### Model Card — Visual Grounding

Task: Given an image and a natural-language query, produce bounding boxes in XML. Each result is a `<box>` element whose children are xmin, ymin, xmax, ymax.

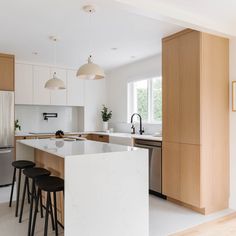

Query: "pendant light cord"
<box><xmin>89</xmin><ymin>9</ymin><xmax>93</xmax><ymax>60</ymax></box>
<box><xmin>53</xmin><ymin>38</ymin><xmax>57</xmax><ymax>77</ymax></box>
<box><xmin>54</xmin><ymin>39</ymin><xmax>57</xmax><ymax>67</ymax></box>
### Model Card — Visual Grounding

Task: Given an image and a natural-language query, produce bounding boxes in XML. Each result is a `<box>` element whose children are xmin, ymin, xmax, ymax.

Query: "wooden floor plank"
<box><xmin>171</xmin><ymin>212</ymin><xmax>236</xmax><ymax>236</ymax></box>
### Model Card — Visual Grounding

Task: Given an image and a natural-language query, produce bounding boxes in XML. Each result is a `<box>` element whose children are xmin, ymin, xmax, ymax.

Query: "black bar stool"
<box><xmin>31</xmin><ymin>176</ymin><xmax>64</xmax><ymax>236</ymax></box>
<box><xmin>9</xmin><ymin>160</ymin><xmax>35</xmax><ymax>217</ymax></box>
<box><xmin>20</xmin><ymin>167</ymin><xmax>51</xmax><ymax>236</ymax></box>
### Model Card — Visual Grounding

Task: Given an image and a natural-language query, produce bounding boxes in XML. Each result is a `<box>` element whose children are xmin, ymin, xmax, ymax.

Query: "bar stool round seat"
<box><xmin>32</xmin><ymin>176</ymin><xmax>64</xmax><ymax>236</ymax></box>
<box><xmin>9</xmin><ymin>160</ymin><xmax>36</xmax><ymax>218</ymax></box>
<box><xmin>36</xmin><ymin>176</ymin><xmax>64</xmax><ymax>192</ymax></box>
<box><xmin>12</xmin><ymin>160</ymin><xmax>35</xmax><ymax>169</ymax></box>
<box><xmin>23</xmin><ymin>167</ymin><xmax>51</xmax><ymax>179</ymax></box>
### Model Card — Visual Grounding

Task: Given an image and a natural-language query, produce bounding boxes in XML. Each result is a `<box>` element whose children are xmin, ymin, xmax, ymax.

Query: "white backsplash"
<box><xmin>15</xmin><ymin>105</ymin><xmax>84</xmax><ymax>133</ymax></box>
<box><xmin>108</xmin><ymin>122</ymin><xmax>162</xmax><ymax>135</ymax></box>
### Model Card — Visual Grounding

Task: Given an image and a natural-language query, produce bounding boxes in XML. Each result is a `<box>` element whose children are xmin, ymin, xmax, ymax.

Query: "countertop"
<box><xmin>17</xmin><ymin>138</ymin><xmax>136</xmax><ymax>158</ymax></box>
<box><xmin>15</xmin><ymin>131</ymin><xmax>162</xmax><ymax>142</ymax></box>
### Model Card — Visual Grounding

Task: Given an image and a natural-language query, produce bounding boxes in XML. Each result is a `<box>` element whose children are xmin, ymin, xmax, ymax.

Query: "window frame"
<box><xmin>127</xmin><ymin>77</ymin><xmax>162</xmax><ymax>124</ymax></box>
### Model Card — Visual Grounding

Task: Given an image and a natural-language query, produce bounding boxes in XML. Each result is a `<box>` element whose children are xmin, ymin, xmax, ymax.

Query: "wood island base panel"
<box><xmin>35</xmin><ymin>150</ymin><xmax>64</xmax><ymax>224</ymax></box>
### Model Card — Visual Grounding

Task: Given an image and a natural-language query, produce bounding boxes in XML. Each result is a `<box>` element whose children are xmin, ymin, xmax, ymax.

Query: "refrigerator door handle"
<box><xmin>0</xmin><ymin>149</ymin><xmax>12</xmax><ymax>154</ymax></box>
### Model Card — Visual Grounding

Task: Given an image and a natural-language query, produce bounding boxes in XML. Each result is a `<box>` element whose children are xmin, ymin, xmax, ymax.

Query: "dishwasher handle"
<box><xmin>135</xmin><ymin>144</ymin><xmax>161</xmax><ymax>149</ymax></box>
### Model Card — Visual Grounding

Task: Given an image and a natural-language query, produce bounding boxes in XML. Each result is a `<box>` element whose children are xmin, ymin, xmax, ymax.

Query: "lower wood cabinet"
<box><xmin>163</xmin><ymin>142</ymin><xmax>201</xmax><ymax>208</ymax></box>
<box><xmin>88</xmin><ymin>134</ymin><xmax>109</xmax><ymax>143</ymax></box>
<box><xmin>162</xmin><ymin>142</ymin><xmax>180</xmax><ymax>201</ymax></box>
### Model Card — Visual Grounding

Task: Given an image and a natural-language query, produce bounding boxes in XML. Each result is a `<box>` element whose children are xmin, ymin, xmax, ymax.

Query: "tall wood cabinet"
<box><xmin>162</xmin><ymin>29</ymin><xmax>229</xmax><ymax>214</ymax></box>
<box><xmin>0</xmin><ymin>53</ymin><xmax>14</xmax><ymax>91</ymax></box>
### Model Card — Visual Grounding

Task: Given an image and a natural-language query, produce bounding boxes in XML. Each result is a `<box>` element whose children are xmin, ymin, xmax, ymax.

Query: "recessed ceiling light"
<box><xmin>111</xmin><ymin>47</ymin><xmax>118</xmax><ymax>51</ymax></box>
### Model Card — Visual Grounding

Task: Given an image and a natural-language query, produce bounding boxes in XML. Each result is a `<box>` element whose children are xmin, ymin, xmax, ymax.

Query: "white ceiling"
<box><xmin>116</xmin><ymin>0</ymin><xmax>236</xmax><ymax>37</ymax></box>
<box><xmin>0</xmin><ymin>0</ymin><xmax>183</xmax><ymax>71</ymax></box>
<box><xmin>157</xmin><ymin>0</ymin><xmax>236</xmax><ymax>27</ymax></box>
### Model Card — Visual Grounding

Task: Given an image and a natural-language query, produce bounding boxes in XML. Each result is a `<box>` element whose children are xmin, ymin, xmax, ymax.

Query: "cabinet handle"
<box><xmin>0</xmin><ymin>149</ymin><xmax>12</xmax><ymax>154</ymax></box>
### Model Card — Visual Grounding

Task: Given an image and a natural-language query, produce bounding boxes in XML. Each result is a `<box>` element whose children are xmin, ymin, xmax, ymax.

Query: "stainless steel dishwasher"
<box><xmin>134</xmin><ymin>139</ymin><xmax>166</xmax><ymax>198</ymax></box>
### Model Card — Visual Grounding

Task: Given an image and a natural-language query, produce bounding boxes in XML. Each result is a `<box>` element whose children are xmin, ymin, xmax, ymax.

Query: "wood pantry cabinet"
<box><xmin>0</xmin><ymin>54</ymin><xmax>14</xmax><ymax>91</ymax></box>
<box><xmin>162</xmin><ymin>29</ymin><xmax>229</xmax><ymax>214</ymax></box>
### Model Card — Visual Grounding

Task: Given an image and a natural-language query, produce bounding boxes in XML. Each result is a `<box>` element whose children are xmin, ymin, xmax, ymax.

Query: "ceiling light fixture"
<box><xmin>45</xmin><ymin>36</ymin><xmax>66</xmax><ymax>90</ymax></box>
<box><xmin>76</xmin><ymin>5</ymin><xmax>105</xmax><ymax>80</ymax></box>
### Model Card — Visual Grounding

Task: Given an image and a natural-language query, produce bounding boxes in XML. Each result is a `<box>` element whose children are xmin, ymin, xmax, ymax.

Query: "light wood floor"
<box><xmin>171</xmin><ymin>213</ymin><xmax>236</xmax><ymax>236</ymax></box>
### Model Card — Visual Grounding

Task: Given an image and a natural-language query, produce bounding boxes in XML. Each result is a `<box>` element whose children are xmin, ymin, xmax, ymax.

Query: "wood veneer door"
<box><xmin>200</xmin><ymin>32</ymin><xmax>229</xmax><ymax>213</ymax></box>
<box><xmin>180</xmin><ymin>143</ymin><xmax>201</xmax><ymax>208</ymax></box>
<box><xmin>0</xmin><ymin>54</ymin><xmax>14</xmax><ymax>91</ymax></box>
<box><xmin>162</xmin><ymin>141</ymin><xmax>181</xmax><ymax>200</ymax></box>
<box><xmin>179</xmin><ymin>31</ymin><xmax>200</xmax><ymax>145</ymax></box>
<box><xmin>162</xmin><ymin>37</ymin><xmax>180</xmax><ymax>143</ymax></box>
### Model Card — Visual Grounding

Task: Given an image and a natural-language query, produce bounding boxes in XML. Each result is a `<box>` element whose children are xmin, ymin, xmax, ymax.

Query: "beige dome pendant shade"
<box><xmin>45</xmin><ymin>36</ymin><xmax>66</xmax><ymax>90</ymax></box>
<box><xmin>45</xmin><ymin>72</ymin><xmax>66</xmax><ymax>90</ymax></box>
<box><xmin>77</xmin><ymin>5</ymin><xmax>105</xmax><ymax>80</ymax></box>
<box><xmin>76</xmin><ymin>55</ymin><xmax>105</xmax><ymax>80</ymax></box>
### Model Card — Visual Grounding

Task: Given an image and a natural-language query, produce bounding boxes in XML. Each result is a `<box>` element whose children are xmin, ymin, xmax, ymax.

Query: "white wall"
<box><xmin>106</xmin><ymin>54</ymin><xmax>162</xmax><ymax>134</ymax></box>
<box><xmin>15</xmin><ymin>105</ymin><xmax>83</xmax><ymax>133</ymax></box>
<box><xmin>84</xmin><ymin>79</ymin><xmax>107</xmax><ymax>131</ymax></box>
<box><xmin>229</xmin><ymin>38</ymin><xmax>236</xmax><ymax>209</ymax></box>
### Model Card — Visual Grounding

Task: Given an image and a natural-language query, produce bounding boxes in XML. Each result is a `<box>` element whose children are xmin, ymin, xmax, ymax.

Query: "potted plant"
<box><xmin>101</xmin><ymin>105</ymin><xmax>112</xmax><ymax>131</ymax></box>
<box><xmin>15</xmin><ymin>119</ymin><xmax>21</xmax><ymax>132</ymax></box>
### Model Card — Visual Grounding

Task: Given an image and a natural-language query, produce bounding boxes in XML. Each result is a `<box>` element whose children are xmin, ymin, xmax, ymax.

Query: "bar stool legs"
<box><xmin>27</xmin><ymin>179</ymin><xmax>35</xmax><ymax>236</ymax></box>
<box><xmin>31</xmin><ymin>190</ymin><xmax>55</xmax><ymax>236</ymax></box>
<box><xmin>9</xmin><ymin>167</ymin><xmax>16</xmax><ymax>207</ymax></box>
<box><xmin>26</xmin><ymin>178</ymin><xmax>31</xmax><ymax>204</ymax></box>
<box><xmin>48</xmin><ymin>194</ymin><xmax>55</xmax><ymax>231</ymax></box>
<box><xmin>53</xmin><ymin>192</ymin><xmax>58</xmax><ymax>236</ymax></box>
<box><xmin>19</xmin><ymin>176</ymin><xmax>28</xmax><ymax>223</ymax></box>
<box><xmin>15</xmin><ymin>169</ymin><xmax>22</xmax><ymax>217</ymax></box>
<box><xmin>44</xmin><ymin>192</ymin><xmax>50</xmax><ymax>236</ymax></box>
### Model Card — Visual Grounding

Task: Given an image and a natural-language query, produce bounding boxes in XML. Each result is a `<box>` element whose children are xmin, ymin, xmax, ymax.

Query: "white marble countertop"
<box><xmin>17</xmin><ymin>138</ymin><xmax>136</xmax><ymax>158</ymax></box>
<box><xmin>15</xmin><ymin>131</ymin><xmax>82</xmax><ymax>137</ymax></box>
<box><xmin>15</xmin><ymin>131</ymin><xmax>162</xmax><ymax>141</ymax></box>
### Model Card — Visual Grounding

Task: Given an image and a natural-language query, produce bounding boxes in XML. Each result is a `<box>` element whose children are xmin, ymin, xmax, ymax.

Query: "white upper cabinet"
<box><xmin>67</xmin><ymin>70</ymin><xmax>84</xmax><ymax>106</ymax></box>
<box><xmin>33</xmin><ymin>66</ymin><xmax>51</xmax><ymax>105</ymax></box>
<box><xmin>15</xmin><ymin>63</ymin><xmax>88</xmax><ymax>107</ymax></box>
<box><xmin>15</xmin><ymin>63</ymin><xmax>33</xmax><ymax>104</ymax></box>
<box><xmin>49</xmin><ymin>68</ymin><xmax>67</xmax><ymax>106</ymax></box>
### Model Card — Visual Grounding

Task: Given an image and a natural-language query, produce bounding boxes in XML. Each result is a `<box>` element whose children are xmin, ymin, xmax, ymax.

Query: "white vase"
<box><xmin>102</xmin><ymin>121</ymin><xmax>108</xmax><ymax>131</ymax></box>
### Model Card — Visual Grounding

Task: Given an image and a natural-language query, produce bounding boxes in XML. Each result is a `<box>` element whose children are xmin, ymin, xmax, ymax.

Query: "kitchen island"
<box><xmin>16</xmin><ymin>138</ymin><xmax>148</xmax><ymax>236</ymax></box>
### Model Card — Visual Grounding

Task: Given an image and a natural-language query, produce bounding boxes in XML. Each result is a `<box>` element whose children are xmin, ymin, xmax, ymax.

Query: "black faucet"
<box><xmin>130</xmin><ymin>113</ymin><xmax>144</xmax><ymax>135</ymax></box>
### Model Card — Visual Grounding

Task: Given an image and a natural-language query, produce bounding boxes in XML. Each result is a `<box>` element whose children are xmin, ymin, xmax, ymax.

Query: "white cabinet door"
<box><xmin>15</xmin><ymin>63</ymin><xmax>33</xmax><ymax>104</ymax></box>
<box><xmin>50</xmin><ymin>68</ymin><xmax>67</xmax><ymax>106</ymax></box>
<box><xmin>67</xmin><ymin>70</ymin><xmax>84</xmax><ymax>106</ymax></box>
<box><xmin>33</xmin><ymin>66</ymin><xmax>51</xmax><ymax>105</ymax></box>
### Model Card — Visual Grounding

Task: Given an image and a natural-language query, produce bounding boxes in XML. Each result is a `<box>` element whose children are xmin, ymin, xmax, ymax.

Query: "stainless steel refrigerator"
<box><xmin>0</xmin><ymin>91</ymin><xmax>14</xmax><ymax>186</ymax></box>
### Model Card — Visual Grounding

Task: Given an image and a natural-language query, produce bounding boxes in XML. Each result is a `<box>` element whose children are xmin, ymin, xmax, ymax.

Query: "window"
<box><xmin>128</xmin><ymin>77</ymin><xmax>162</xmax><ymax>123</ymax></box>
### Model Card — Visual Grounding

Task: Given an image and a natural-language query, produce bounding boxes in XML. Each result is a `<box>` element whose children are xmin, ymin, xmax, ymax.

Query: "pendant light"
<box><xmin>76</xmin><ymin>5</ymin><xmax>105</xmax><ymax>80</ymax></box>
<box><xmin>45</xmin><ymin>37</ymin><xmax>66</xmax><ymax>90</ymax></box>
